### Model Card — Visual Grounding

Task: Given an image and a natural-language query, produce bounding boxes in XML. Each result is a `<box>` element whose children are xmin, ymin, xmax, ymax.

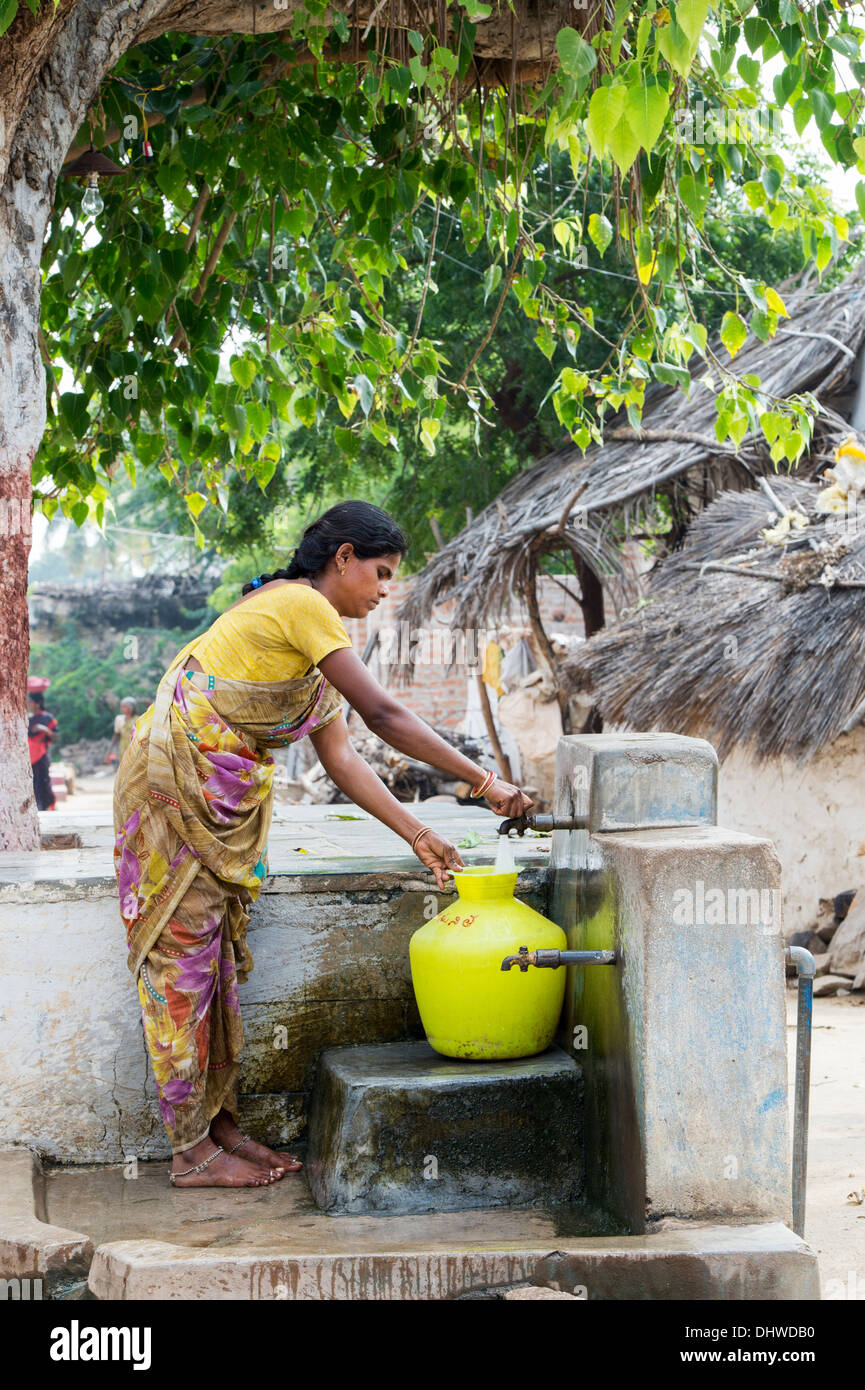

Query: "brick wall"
<box><xmin>342</xmin><ymin>574</ymin><xmax>589</xmax><ymax>730</ymax></box>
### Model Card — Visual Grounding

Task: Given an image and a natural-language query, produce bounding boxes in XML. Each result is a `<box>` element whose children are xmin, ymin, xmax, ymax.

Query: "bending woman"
<box><xmin>113</xmin><ymin>500</ymin><xmax>532</xmax><ymax>1189</ymax></box>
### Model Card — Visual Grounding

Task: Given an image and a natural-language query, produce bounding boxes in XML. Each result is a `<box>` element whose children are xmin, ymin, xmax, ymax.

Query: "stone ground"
<box><xmin>32</xmin><ymin>776</ymin><xmax>865</xmax><ymax>1298</ymax></box>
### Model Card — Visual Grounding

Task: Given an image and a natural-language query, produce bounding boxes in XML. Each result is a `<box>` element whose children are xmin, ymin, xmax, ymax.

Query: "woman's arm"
<box><xmin>308</xmin><ymin>713</ymin><xmax>465</xmax><ymax>890</ymax></box>
<box><xmin>317</xmin><ymin>647</ymin><xmax>531</xmax><ymax>817</ymax></box>
<box><xmin>318</xmin><ymin>648</ymin><xmax>481</xmax><ymax>781</ymax></box>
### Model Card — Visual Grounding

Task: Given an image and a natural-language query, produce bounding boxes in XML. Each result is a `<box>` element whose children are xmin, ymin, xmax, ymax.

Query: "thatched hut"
<box><xmin>560</xmin><ymin>474</ymin><xmax>865</xmax><ymax>931</ymax></box>
<box><xmin>395</xmin><ymin>258</ymin><xmax>865</xmax><ymax>729</ymax></box>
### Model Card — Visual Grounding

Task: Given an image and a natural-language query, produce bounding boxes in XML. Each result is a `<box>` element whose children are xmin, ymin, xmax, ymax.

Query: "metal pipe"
<box><xmin>498</xmin><ymin>812</ymin><xmax>590</xmax><ymax>837</ymax></box>
<box><xmin>501</xmin><ymin>945</ymin><xmax>617</xmax><ymax>972</ymax></box>
<box><xmin>785</xmin><ymin>945</ymin><xmax>815</xmax><ymax>1239</ymax></box>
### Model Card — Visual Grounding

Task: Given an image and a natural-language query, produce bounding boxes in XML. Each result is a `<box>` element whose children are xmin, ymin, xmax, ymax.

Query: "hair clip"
<box><xmin>251</xmin><ymin>577</ymin><xmax>263</xmax><ymax>588</ymax></box>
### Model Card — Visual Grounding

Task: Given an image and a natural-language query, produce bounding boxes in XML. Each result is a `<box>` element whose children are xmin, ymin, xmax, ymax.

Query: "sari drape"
<box><xmin>113</xmin><ymin>640</ymin><xmax>343</xmax><ymax>1151</ymax></box>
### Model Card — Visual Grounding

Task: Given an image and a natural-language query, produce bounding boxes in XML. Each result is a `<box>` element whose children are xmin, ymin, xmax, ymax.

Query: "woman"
<box><xmin>106</xmin><ymin>696</ymin><xmax>137</xmax><ymax>765</ymax></box>
<box><xmin>28</xmin><ymin>691</ymin><xmax>58</xmax><ymax>812</ymax></box>
<box><xmin>113</xmin><ymin>500</ymin><xmax>532</xmax><ymax>1189</ymax></box>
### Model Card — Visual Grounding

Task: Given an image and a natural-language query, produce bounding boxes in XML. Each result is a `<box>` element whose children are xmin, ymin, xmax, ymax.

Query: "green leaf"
<box><xmin>185</xmin><ymin>492</ymin><xmax>208</xmax><ymax>519</ymax></box>
<box><xmin>59</xmin><ymin>392</ymin><xmax>90</xmax><ymax>440</ymax></box>
<box><xmin>678</xmin><ymin>172</ymin><xmax>709</xmax><ymax>221</ymax></box>
<box><xmin>432</xmin><ymin>45</ymin><xmax>457</xmax><ymax>76</ymax></box>
<box><xmin>828</xmin><ymin>32</ymin><xmax>860</xmax><ymax>62</ymax></box>
<box><xmin>675</xmin><ymin>0</ymin><xmax>710</xmax><ymax>46</ymax></box>
<box><xmin>535</xmin><ymin>322</ymin><xmax>555</xmax><ymax>360</ymax></box>
<box><xmin>353</xmin><ymin>373</ymin><xmax>374</xmax><ymax>417</ymax></box>
<box><xmin>809</xmin><ymin>89</ymin><xmax>834</xmax><ymax>132</ymax></box>
<box><xmin>584</xmin><ymin>84</ymin><xmax>627</xmax><ymax>161</ymax></box>
<box><xmin>560</xmin><ymin>367</ymin><xmax>589</xmax><ymax>396</ymax></box>
<box><xmin>588</xmin><ymin>212</ymin><xmax>613</xmax><ymax>255</ymax></box>
<box><xmin>749</xmin><ymin>308</ymin><xmax>771</xmax><ymax>342</ymax></box>
<box><xmin>409</xmin><ymin>55</ymin><xmax>428</xmax><ymax>86</ymax></box>
<box><xmin>793</xmin><ymin>97</ymin><xmax>811</xmax><ymax>137</ymax></box>
<box><xmin>654</xmin><ymin>362</ymin><xmax>691</xmax><ymax>391</ymax></box>
<box><xmin>720</xmin><ymin>311</ymin><xmax>748</xmax><ymax>358</ymax></box>
<box><xmin>657</xmin><ymin>16</ymin><xmax>699</xmax><ymax>78</ymax></box>
<box><xmin>230</xmin><ymin>356</ymin><xmax>257</xmax><ymax>389</ymax></box>
<box><xmin>625</xmin><ymin>80</ymin><xmax>669</xmax><ymax>158</ymax></box>
<box><xmin>457</xmin><ymin>830</ymin><xmax>484</xmax><ymax>848</ymax></box>
<box><xmin>0</xmin><ymin>0</ymin><xmax>18</xmax><ymax>39</ymax></box>
<box><xmin>483</xmin><ymin>262</ymin><xmax>502</xmax><ymax>304</ymax></box>
<box><xmin>636</xmin><ymin>14</ymin><xmax>652</xmax><ymax>64</ymax></box>
<box><xmin>606</xmin><ymin>100</ymin><xmax>642</xmax><ymax>176</ymax></box>
<box><xmin>816</xmin><ymin>235</ymin><xmax>832</xmax><ymax>274</ymax></box>
<box><xmin>737</xmin><ymin>55</ymin><xmax>760</xmax><ymax>87</ymax></box>
<box><xmin>556</xmin><ymin>27</ymin><xmax>598</xmax><ymax>81</ymax></box>
<box><xmin>761</xmin><ymin>166</ymin><xmax>782</xmax><ymax>199</ymax></box>
<box><xmin>334</xmin><ymin>427</ymin><xmax>359</xmax><ymax>459</ymax></box>
<box><xmin>684</xmin><ymin>320</ymin><xmax>708</xmax><ymax>355</ymax></box>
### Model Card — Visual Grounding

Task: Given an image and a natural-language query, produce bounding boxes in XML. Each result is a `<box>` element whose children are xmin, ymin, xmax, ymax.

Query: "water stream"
<box><xmin>493</xmin><ymin>833</ymin><xmax>516</xmax><ymax>874</ymax></box>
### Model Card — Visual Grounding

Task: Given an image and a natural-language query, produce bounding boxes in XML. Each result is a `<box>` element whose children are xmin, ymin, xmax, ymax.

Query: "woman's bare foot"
<box><xmin>170</xmin><ymin>1136</ymin><xmax>278</xmax><ymax>1188</ymax></box>
<box><xmin>210</xmin><ymin>1110</ymin><xmax>303</xmax><ymax>1178</ymax></box>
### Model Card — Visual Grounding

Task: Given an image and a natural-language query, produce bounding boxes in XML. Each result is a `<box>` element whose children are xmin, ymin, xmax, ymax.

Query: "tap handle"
<box><xmin>497</xmin><ymin>814</ymin><xmax>533</xmax><ymax>837</ymax></box>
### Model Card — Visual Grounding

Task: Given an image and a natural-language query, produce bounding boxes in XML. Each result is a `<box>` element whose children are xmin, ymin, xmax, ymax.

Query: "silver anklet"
<box><xmin>228</xmin><ymin>1133</ymin><xmax>252</xmax><ymax>1155</ymax></box>
<box><xmin>169</xmin><ymin>1144</ymin><xmax>225</xmax><ymax>1183</ymax></box>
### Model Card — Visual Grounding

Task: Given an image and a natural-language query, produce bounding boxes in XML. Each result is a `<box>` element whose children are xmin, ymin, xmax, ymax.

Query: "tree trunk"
<box><xmin>0</xmin><ymin>158</ymin><xmax>45</xmax><ymax>849</ymax></box>
<box><xmin>0</xmin><ymin>0</ymin><xmax>174</xmax><ymax>848</ymax></box>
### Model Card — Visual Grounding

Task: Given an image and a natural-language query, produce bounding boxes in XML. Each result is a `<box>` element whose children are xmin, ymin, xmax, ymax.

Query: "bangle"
<box><xmin>411</xmin><ymin>826</ymin><xmax>432</xmax><ymax>855</ymax></box>
<box><xmin>470</xmin><ymin>769</ymin><xmax>495</xmax><ymax>798</ymax></box>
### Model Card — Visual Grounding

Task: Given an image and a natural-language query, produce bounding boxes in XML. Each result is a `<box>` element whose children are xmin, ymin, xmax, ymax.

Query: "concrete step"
<box><xmin>306</xmin><ymin>1040</ymin><xmax>583</xmax><ymax>1215</ymax></box>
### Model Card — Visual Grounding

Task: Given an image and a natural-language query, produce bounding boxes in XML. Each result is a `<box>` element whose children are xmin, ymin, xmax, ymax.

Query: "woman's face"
<box><xmin>338</xmin><ymin>549</ymin><xmax>401</xmax><ymax>619</ymax></box>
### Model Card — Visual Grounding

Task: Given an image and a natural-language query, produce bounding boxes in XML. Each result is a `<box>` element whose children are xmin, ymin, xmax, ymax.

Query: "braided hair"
<box><xmin>242</xmin><ymin>500</ymin><xmax>408</xmax><ymax>596</ymax></box>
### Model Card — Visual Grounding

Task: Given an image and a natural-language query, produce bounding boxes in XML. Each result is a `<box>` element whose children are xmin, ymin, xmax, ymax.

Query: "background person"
<box><xmin>27</xmin><ymin>690</ymin><xmax>58</xmax><ymax>812</ymax></box>
<box><xmin>106</xmin><ymin>697</ymin><xmax>137</xmax><ymax>765</ymax></box>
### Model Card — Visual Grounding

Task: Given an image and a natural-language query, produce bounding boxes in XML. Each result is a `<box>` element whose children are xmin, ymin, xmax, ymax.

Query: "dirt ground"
<box><xmin>42</xmin><ymin>778</ymin><xmax>865</xmax><ymax>1297</ymax></box>
<box><xmin>789</xmin><ymin>989</ymin><xmax>865</xmax><ymax>1298</ymax></box>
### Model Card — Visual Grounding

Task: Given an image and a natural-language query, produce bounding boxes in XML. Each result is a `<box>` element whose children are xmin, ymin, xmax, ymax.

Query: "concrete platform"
<box><xmin>13</xmin><ymin>1157</ymin><xmax>818</xmax><ymax>1300</ymax></box>
<box><xmin>2</xmin><ymin>800</ymin><xmax>549</xmax><ymax>889</ymax></box>
<box><xmin>86</xmin><ymin>1222</ymin><xmax>819</xmax><ymax>1301</ymax></box>
<box><xmin>306</xmin><ymin>1041</ymin><xmax>583</xmax><ymax>1215</ymax></box>
<box><xmin>0</xmin><ymin>805</ymin><xmax>549</xmax><ymax>1162</ymax></box>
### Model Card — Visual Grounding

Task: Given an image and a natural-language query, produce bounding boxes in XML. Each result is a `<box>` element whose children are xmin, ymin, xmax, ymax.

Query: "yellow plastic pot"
<box><xmin>409</xmin><ymin>867</ymin><xmax>567</xmax><ymax>1060</ymax></box>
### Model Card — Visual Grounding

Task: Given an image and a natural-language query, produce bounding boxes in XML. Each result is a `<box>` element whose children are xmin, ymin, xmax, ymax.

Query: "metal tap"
<box><xmin>497</xmin><ymin>812</ymin><xmax>590</xmax><ymax>837</ymax></box>
<box><xmin>501</xmin><ymin>945</ymin><xmax>617</xmax><ymax>971</ymax></box>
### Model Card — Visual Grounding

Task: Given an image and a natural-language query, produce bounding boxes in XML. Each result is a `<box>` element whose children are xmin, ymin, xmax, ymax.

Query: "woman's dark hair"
<box><xmin>28</xmin><ymin>691</ymin><xmax>45</xmax><ymax>708</ymax></box>
<box><xmin>242</xmin><ymin>500</ymin><xmax>408</xmax><ymax>595</ymax></box>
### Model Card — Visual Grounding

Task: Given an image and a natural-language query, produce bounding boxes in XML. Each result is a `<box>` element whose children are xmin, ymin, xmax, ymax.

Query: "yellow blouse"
<box><xmin>171</xmin><ymin>581</ymin><xmax>354</xmax><ymax>682</ymax></box>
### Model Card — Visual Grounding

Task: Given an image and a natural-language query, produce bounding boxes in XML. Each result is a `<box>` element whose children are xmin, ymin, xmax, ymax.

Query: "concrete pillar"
<box><xmin>550</xmin><ymin>734</ymin><xmax>790</xmax><ymax>1233</ymax></box>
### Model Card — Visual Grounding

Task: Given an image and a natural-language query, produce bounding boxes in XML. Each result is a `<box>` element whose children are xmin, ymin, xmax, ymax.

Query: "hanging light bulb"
<box><xmin>62</xmin><ymin>141</ymin><xmax>125</xmax><ymax>227</ymax></box>
<box><xmin>81</xmin><ymin>173</ymin><xmax>104</xmax><ymax>219</ymax></box>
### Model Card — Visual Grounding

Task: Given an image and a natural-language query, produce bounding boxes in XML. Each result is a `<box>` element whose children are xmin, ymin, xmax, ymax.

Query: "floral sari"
<box><xmin>113</xmin><ymin>642</ymin><xmax>343</xmax><ymax>1152</ymax></box>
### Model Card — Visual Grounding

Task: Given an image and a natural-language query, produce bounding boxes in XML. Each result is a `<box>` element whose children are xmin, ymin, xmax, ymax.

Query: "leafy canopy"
<box><xmin>34</xmin><ymin>1</ymin><xmax>865</xmax><ymax>545</ymax></box>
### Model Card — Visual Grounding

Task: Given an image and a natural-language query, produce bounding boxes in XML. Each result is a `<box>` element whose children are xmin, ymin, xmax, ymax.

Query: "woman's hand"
<box><xmin>412</xmin><ymin>830</ymin><xmax>466</xmax><ymax>892</ymax></box>
<box><xmin>104</xmin><ymin>752</ymin><xmax>117</xmax><ymax>764</ymax></box>
<box><xmin>483</xmin><ymin>778</ymin><xmax>534</xmax><ymax>819</ymax></box>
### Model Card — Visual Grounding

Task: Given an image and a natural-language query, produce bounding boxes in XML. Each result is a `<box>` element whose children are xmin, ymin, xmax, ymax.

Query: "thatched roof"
<box><xmin>396</xmin><ymin>259</ymin><xmax>865</xmax><ymax>646</ymax></box>
<box><xmin>561</xmin><ymin>474</ymin><xmax>865</xmax><ymax>762</ymax></box>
